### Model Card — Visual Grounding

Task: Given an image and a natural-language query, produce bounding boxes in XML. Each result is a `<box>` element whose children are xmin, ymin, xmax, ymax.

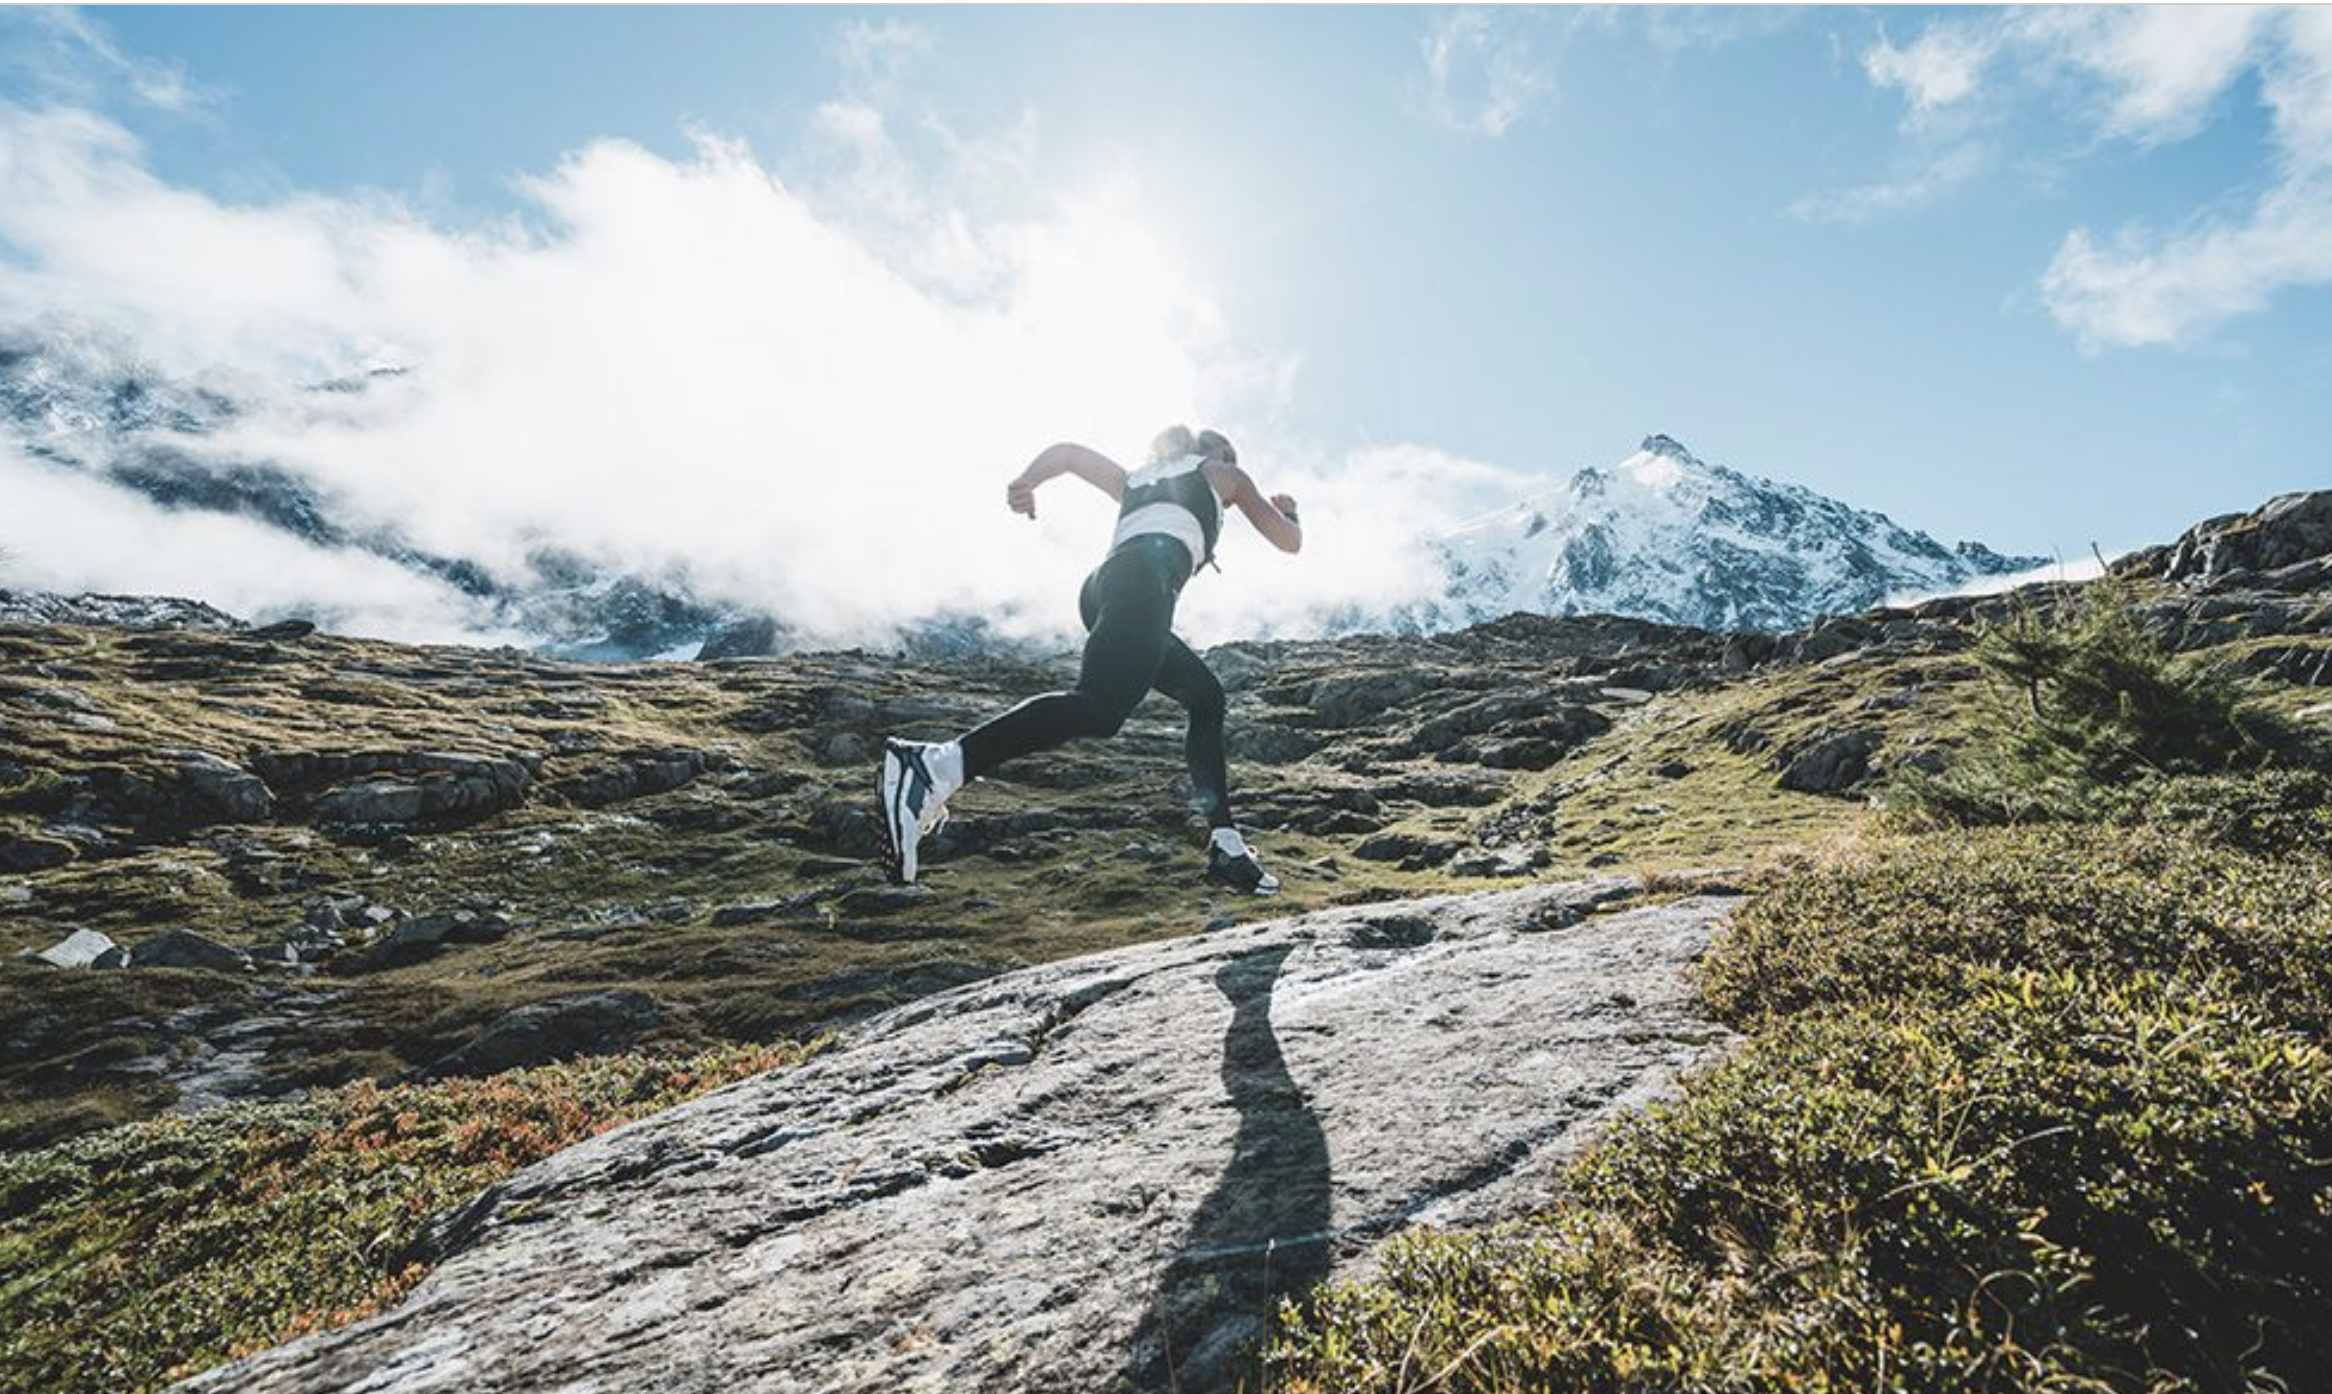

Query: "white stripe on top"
<box><xmin>1107</xmin><ymin>452</ymin><xmax>1215</xmax><ymax>580</ymax></box>
<box><xmin>1110</xmin><ymin>502</ymin><xmax>1206</xmax><ymax>579</ymax></box>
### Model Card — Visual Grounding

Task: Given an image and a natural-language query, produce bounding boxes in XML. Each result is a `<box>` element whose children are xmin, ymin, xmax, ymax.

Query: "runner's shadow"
<box><xmin>1121</xmin><ymin>943</ymin><xmax>1332</xmax><ymax>1393</ymax></box>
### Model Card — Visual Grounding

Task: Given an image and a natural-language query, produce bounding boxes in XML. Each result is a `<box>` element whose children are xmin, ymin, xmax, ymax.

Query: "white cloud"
<box><xmin>1885</xmin><ymin>550</ymin><xmax>2112</xmax><ymax>608</ymax></box>
<box><xmin>1843</xmin><ymin>8</ymin><xmax>2332</xmax><ymax>348</ymax></box>
<box><xmin>836</xmin><ymin>17</ymin><xmax>932</xmax><ymax>88</ymax></box>
<box><xmin>0</xmin><ymin>93</ymin><xmax>1519</xmax><ymax>648</ymax></box>
<box><xmin>2042</xmin><ymin>179</ymin><xmax>2332</xmax><ymax>349</ymax></box>
<box><xmin>0</xmin><ymin>438</ymin><xmax>508</xmax><ymax>643</ymax></box>
<box><xmin>2019</xmin><ymin>5</ymin><xmax>2271</xmax><ymax>145</ymax></box>
<box><xmin>1864</xmin><ymin>26</ymin><xmax>1995</xmax><ymax>114</ymax></box>
<box><xmin>1174</xmin><ymin>443</ymin><xmax>1537</xmax><ymax>641</ymax></box>
<box><xmin>1419</xmin><ymin>9</ymin><xmax>1555</xmax><ymax>139</ymax></box>
<box><xmin>2037</xmin><ymin>9</ymin><xmax>2332</xmax><ymax>348</ymax></box>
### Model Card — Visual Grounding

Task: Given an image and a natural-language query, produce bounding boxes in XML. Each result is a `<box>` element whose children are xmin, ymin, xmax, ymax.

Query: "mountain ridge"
<box><xmin>4</xmin><ymin>328</ymin><xmax>2045</xmax><ymax>655</ymax></box>
<box><xmin>1403</xmin><ymin>434</ymin><xmax>2042</xmax><ymax>634</ymax></box>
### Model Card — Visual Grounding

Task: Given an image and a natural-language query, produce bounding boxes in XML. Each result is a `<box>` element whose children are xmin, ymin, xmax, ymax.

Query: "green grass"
<box><xmin>1265</xmin><ymin>806</ymin><xmax>2332</xmax><ymax>1392</ymax></box>
<box><xmin>1518</xmin><ymin>646</ymin><xmax>1978</xmax><ymax>884</ymax></box>
<box><xmin>0</xmin><ymin>1042</ymin><xmax>813</xmax><ymax>1394</ymax></box>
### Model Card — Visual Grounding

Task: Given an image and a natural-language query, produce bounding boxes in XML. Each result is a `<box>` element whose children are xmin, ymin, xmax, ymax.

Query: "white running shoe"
<box><xmin>879</xmin><ymin>739</ymin><xmax>952</xmax><ymax>883</ymax></box>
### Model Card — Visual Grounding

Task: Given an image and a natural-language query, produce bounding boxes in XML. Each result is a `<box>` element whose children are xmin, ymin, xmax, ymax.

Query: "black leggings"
<box><xmin>958</xmin><ymin>535</ymin><xmax>1232</xmax><ymax>822</ymax></box>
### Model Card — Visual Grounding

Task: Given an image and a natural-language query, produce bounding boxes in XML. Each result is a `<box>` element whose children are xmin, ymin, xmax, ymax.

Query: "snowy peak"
<box><xmin>1412</xmin><ymin>436</ymin><xmax>2042</xmax><ymax>634</ymax></box>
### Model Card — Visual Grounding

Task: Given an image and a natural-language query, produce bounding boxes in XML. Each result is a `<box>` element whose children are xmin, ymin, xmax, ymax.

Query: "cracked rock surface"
<box><xmin>181</xmin><ymin>880</ymin><xmax>1737</xmax><ymax>1394</ymax></box>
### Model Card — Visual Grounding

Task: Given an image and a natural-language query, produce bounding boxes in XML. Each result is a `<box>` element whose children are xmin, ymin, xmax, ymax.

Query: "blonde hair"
<box><xmin>1148</xmin><ymin>423</ymin><xmax>1198</xmax><ymax>462</ymax></box>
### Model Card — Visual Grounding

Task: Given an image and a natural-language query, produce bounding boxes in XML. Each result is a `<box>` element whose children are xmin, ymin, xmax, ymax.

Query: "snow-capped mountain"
<box><xmin>1400</xmin><ymin>435</ymin><xmax>2042</xmax><ymax>633</ymax></box>
<box><xmin>3</xmin><ymin>326</ymin><xmax>2041</xmax><ymax>653</ymax></box>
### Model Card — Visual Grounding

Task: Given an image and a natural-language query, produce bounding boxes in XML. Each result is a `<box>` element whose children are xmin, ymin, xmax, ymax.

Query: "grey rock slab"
<box><xmin>420</xmin><ymin>991</ymin><xmax>664</xmax><ymax>1079</ymax></box>
<box><xmin>31</xmin><ymin>927</ymin><xmax>120</xmax><ymax>968</ymax></box>
<box><xmin>181</xmin><ymin>879</ymin><xmax>1738</xmax><ymax>1394</ymax></box>
<box><xmin>132</xmin><ymin>927</ymin><xmax>252</xmax><ymax>972</ymax></box>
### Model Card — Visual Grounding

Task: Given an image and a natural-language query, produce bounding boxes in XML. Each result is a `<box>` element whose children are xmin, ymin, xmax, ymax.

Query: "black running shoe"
<box><xmin>1206</xmin><ymin>842</ymin><xmax>1282</xmax><ymax>896</ymax></box>
<box><xmin>878</xmin><ymin>738</ymin><xmax>945</xmax><ymax>883</ymax></box>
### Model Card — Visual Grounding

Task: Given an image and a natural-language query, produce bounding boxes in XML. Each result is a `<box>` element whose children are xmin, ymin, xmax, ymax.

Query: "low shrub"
<box><xmin>0</xmin><ymin>1043</ymin><xmax>808</xmax><ymax>1394</ymax></box>
<box><xmin>1702</xmin><ymin>824</ymin><xmax>2332</xmax><ymax>1032</ymax></box>
<box><xmin>1271</xmin><ymin>970</ymin><xmax>2332</xmax><ymax>1392</ymax></box>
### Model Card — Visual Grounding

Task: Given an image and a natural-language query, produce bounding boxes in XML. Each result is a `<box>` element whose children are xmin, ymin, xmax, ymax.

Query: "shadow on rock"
<box><xmin>1122</xmin><ymin>944</ymin><xmax>1331</xmax><ymax>1392</ymax></box>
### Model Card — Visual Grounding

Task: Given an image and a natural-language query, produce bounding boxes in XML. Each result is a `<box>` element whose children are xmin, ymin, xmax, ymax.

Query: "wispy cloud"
<box><xmin>1418</xmin><ymin>8</ymin><xmax>1555</xmax><ymax>139</ymax></box>
<box><xmin>1790</xmin><ymin>141</ymin><xmax>1990</xmax><ymax>224</ymax></box>
<box><xmin>2037</xmin><ymin>7</ymin><xmax>2332</xmax><ymax>348</ymax></box>
<box><xmin>0</xmin><ymin>7</ymin><xmax>212</xmax><ymax>113</ymax></box>
<box><xmin>1834</xmin><ymin>6</ymin><xmax>2332</xmax><ymax>349</ymax></box>
<box><xmin>833</xmin><ymin>16</ymin><xmax>933</xmax><ymax>99</ymax></box>
<box><xmin>2019</xmin><ymin>5</ymin><xmax>2271</xmax><ymax>146</ymax></box>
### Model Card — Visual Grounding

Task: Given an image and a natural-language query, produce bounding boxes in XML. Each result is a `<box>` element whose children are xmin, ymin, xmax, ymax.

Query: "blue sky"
<box><xmin>1</xmin><ymin>5</ymin><xmax>2328</xmax><ymax>640</ymax></box>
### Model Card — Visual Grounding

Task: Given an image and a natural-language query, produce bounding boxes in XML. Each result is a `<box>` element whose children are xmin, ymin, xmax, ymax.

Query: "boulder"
<box><xmin>0</xmin><ymin>833</ymin><xmax>75</xmax><ymax>873</ymax></box>
<box><xmin>166</xmin><ymin>751</ymin><xmax>277</xmax><ymax>822</ymax></box>
<box><xmin>1777</xmin><ymin>730</ymin><xmax>1882</xmax><ymax>795</ymax></box>
<box><xmin>1351</xmin><ymin>830</ymin><xmax>1460</xmax><ymax>869</ymax></box>
<box><xmin>421</xmin><ymin>991</ymin><xmax>664</xmax><ymax>1079</ymax></box>
<box><xmin>548</xmin><ymin>751</ymin><xmax>707</xmax><ymax>807</ymax></box>
<box><xmin>131</xmin><ymin>928</ymin><xmax>250</xmax><ymax>972</ymax></box>
<box><xmin>187</xmin><ymin>881</ymin><xmax>1734</xmax><ymax>1394</ymax></box>
<box><xmin>1307</xmin><ymin>670</ymin><xmax>1432</xmax><ymax>727</ymax></box>
<box><xmin>30</xmin><ymin>928</ymin><xmax>120</xmax><ymax>968</ymax></box>
<box><xmin>311</xmin><ymin>779</ymin><xmax>426</xmax><ymax>824</ymax></box>
<box><xmin>694</xmin><ymin>616</ymin><xmax>785</xmax><ymax>662</ymax></box>
<box><xmin>2153</xmin><ymin>490</ymin><xmax>2332</xmax><ymax>586</ymax></box>
<box><xmin>1720</xmin><ymin>632</ymin><xmax>1778</xmax><ymax>674</ymax></box>
<box><xmin>306</xmin><ymin>755</ymin><xmax>533</xmax><ymax>827</ymax></box>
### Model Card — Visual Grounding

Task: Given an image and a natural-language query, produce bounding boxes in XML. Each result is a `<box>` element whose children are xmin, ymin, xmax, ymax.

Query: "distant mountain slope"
<box><xmin>1401</xmin><ymin>435</ymin><xmax>2043</xmax><ymax>633</ymax></box>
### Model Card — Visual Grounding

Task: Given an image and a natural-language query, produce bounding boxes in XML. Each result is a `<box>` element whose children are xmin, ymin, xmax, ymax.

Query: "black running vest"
<box><xmin>1113</xmin><ymin>454</ymin><xmax>1223</xmax><ymax>576</ymax></box>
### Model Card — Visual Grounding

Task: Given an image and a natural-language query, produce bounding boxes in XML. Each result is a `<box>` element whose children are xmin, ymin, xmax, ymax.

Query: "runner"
<box><xmin>878</xmin><ymin>425</ymin><xmax>1303</xmax><ymax>894</ymax></box>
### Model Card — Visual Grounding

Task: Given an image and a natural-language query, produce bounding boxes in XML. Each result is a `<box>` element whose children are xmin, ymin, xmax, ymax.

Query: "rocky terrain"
<box><xmin>181</xmin><ymin>881</ymin><xmax>1736</xmax><ymax>1393</ymax></box>
<box><xmin>1</xmin><ymin>487</ymin><xmax>2328</xmax><ymax>1391</ymax></box>
<box><xmin>6</xmin><ymin>489</ymin><xmax>2329</xmax><ymax>1148</ymax></box>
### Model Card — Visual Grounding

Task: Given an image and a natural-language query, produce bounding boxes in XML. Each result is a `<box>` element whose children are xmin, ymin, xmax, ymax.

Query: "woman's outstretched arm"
<box><xmin>1205</xmin><ymin>461</ymin><xmax>1303</xmax><ymax>553</ymax></box>
<box><xmin>1008</xmin><ymin>443</ymin><xmax>1127</xmax><ymax>518</ymax></box>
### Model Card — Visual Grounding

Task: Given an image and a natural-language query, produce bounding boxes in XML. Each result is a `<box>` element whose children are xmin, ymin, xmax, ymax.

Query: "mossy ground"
<box><xmin>0</xmin><ymin>1042</ymin><xmax>811</xmax><ymax>1394</ymax></box>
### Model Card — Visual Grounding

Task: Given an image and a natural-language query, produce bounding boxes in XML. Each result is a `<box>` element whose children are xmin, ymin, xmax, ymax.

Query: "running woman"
<box><xmin>879</xmin><ymin>425</ymin><xmax>1303</xmax><ymax>894</ymax></box>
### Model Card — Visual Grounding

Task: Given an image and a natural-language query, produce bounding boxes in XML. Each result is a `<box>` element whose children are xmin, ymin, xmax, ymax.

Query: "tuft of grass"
<box><xmin>0</xmin><ymin>1042</ymin><xmax>812</xmax><ymax>1394</ymax></box>
<box><xmin>1267</xmin><ymin>790</ymin><xmax>2332</xmax><ymax>1393</ymax></box>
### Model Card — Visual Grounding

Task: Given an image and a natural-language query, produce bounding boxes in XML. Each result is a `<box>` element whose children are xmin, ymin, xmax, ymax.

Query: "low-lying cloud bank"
<box><xmin>0</xmin><ymin>99</ymin><xmax>1528</xmax><ymax>649</ymax></box>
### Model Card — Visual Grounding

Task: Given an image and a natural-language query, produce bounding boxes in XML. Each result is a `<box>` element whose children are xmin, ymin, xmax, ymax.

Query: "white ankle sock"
<box><xmin>926</xmin><ymin>740</ymin><xmax>965</xmax><ymax>798</ymax></box>
<box><xmin>1209</xmin><ymin>826</ymin><xmax>1249</xmax><ymax>858</ymax></box>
